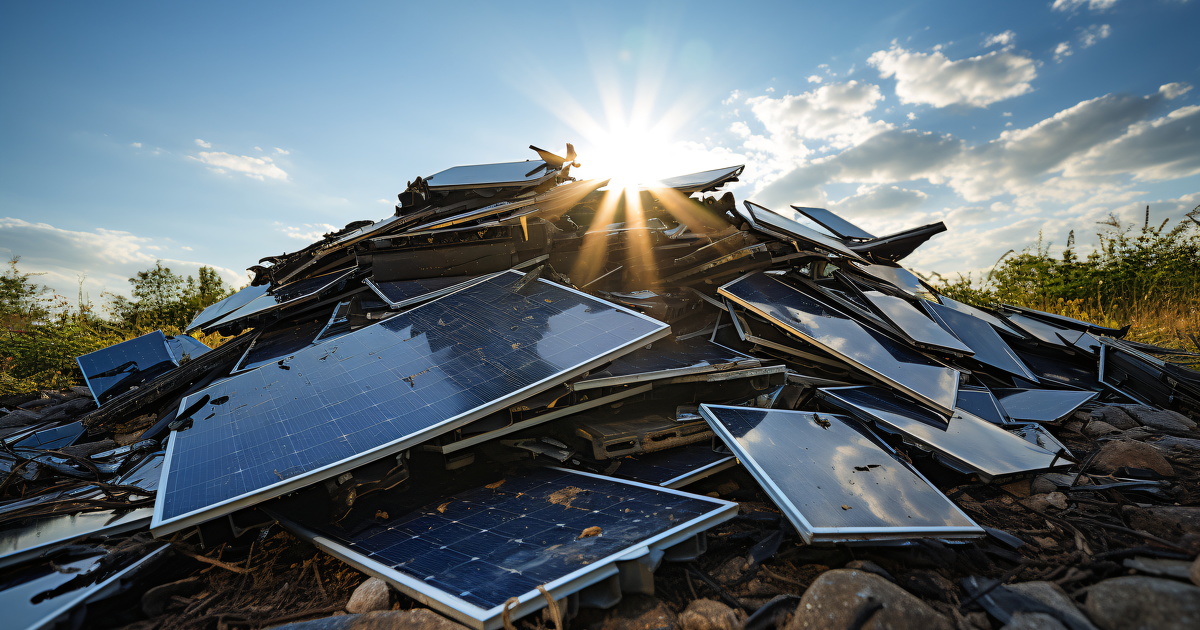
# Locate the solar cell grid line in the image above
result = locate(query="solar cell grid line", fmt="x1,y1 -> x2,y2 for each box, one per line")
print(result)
268,467 -> 737,630
152,271 -> 670,535
76,330 -> 179,406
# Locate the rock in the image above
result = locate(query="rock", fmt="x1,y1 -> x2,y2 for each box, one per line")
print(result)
1090,440 -> 1175,477
679,599 -> 741,630
593,595 -> 678,630
1089,406 -> 1139,430
1006,581 -> 1097,630
844,560 -> 895,581
783,569 -> 952,630
712,556 -> 749,583
896,570 -> 957,603
1023,492 -> 1069,512
345,577 -> 390,614
69,385 -> 93,398
1122,406 -> 1197,432
1083,576 -> 1200,630
1001,612 -> 1068,630
1122,506 -> 1200,540
1142,435 -> 1200,455
1122,556 -> 1193,579
269,609 -> 469,630
1030,473 -> 1083,495
1190,554 -> 1200,587
1120,427 -> 1157,441
1083,421 -> 1121,437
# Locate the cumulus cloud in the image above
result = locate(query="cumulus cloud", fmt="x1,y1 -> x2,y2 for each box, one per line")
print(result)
130,142 -> 142,148
190,152 -> 289,181
0,218 -> 245,301
1051,0 -> 1118,12
279,223 -> 339,241
1065,105 -> 1200,181
1159,82 -> 1192,99
1080,24 -> 1112,48
983,31 -> 1016,48
194,138 -> 212,148
1054,42 -> 1073,62
806,75 -> 823,84
828,184 -> 930,216
868,44 -> 1038,107
744,80 -> 890,157
273,147 -> 290,155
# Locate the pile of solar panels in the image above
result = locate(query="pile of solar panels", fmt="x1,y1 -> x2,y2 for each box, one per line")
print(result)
4,145 -> 1198,629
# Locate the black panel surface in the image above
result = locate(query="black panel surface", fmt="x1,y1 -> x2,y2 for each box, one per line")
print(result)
789,206 -> 876,240
863,291 -> 974,354
76,331 -> 177,405
166,335 -> 211,362
156,272 -> 669,533
699,405 -> 981,542
606,444 -> 735,488
921,300 -> 1039,381
720,272 -> 959,414
234,313 -> 330,373
368,274 -> 490,307
954,387 -> 1010,425
741,202 -> 865,261
993,388 -> 1098,423
575,337 -> 756,390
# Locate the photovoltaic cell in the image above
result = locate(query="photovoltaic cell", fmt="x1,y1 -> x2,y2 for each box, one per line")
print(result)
720,272 -> 960,415
153,272 -> 670,534
76,331 -> 178,405
204,268 -> 355,329
366,274 -> 494,308
699,405 -> 982,542
270,467 -> 735,629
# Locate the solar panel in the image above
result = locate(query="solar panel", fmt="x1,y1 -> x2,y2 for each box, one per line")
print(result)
269,467 -> 736,630
851,263 -> 936,300
185,283 -> 269,331
789,206 -> 876,240
204,268 -> 356,330
1001,313 -> 1087,348
232,312 -> 331,373
954,386 -> 1010,425
605,444 -> 736,489
366,274 -> 495,308
720,272 -> 960,415
652,165 -> 744,193
153,272 -> 670,534
425,160 -> 555,191
699,405 -> 982,543
817,386 -> 1067,481
76,331 -> 178,406
573,337 -> 758,391
993,388 -> 1098,423
861,291 -> 974,355
739,202 -> 867,261
920,300 -> 1040,382
165,334 -> 211,363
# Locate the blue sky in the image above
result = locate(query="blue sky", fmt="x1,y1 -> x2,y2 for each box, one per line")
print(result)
2,0 -> 1197,303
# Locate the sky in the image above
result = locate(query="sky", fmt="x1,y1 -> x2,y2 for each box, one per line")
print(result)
1,0 -> 1197,304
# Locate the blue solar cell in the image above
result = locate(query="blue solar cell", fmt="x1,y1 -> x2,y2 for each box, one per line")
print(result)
76,331 -> 178,405
153,272 -> 669,534
271,467 -> 735,619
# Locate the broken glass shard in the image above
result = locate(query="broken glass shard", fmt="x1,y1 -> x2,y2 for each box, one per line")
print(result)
699,404 -> 983,543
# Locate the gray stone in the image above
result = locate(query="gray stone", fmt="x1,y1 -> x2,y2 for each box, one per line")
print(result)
1006,581 -> 1097,630
1122,506 -> 1200,540
1022,492 -> 1069,512
679,599 -> 741,630
783,569 -> 952,630
1142,435 -> 1200,455
1122,556 -> 1194,580
1083,576 -> 1200,630
1082,421 -> 1121,437
1190,554 -> 1200,587
269,609 -> 468,630
1089,406 -> 1139,430
1030,473 -> 1084,495
844,560 -> 895,581
1001,612 -> 1068,630
345,577 -> 390,614
1090,440 -> 1175,477
1122,406 -> 1197,432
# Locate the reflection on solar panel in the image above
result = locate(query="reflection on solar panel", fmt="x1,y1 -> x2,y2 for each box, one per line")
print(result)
652,165 -> 744,192
789,206 -> 876,240
573,337 -> 757,390
425,160 -> 554,191
699,405 -> 982,543
233,313 -> 331,373
153,272 -> 670,534
720,272 -> 960,415
366,274 -> 494,308
920,300 -> 1039,382
270,467 -> 736,630
861,291 -> 974,355
1002,313 -> 1087,348
955,386 -> 1010,425
740,202 -> 866,261
76,331 -> 178,406
993,388 -> 1098,423
818,386 -> 1066,481
605,444 -> 736,488
205,268 -> 356,329
185,283 -> 269,331
852,264 -> 936,300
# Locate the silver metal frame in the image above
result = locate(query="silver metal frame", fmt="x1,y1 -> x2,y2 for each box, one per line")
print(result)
152,272 -> 671,535
698,404 -> 983,543
23,544 -> 168,630
271,468 -> 737,630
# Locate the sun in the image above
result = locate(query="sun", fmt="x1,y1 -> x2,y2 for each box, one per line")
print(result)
582,122 -> 677,192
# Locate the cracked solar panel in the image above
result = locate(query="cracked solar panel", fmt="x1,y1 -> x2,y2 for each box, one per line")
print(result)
699,405 -> 982,543
76,331 -> 178,406
153,272 -> 670,534
719,272 -> 960,415
204,268 -> 356,330
818,386 -> 1066,481
185,283 -> 270,331
270,467 -> 735,630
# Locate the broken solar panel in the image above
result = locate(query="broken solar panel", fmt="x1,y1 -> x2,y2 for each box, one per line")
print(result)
861,291 -> 975,355
165,335 -> 210,362
1001,312 -> 1088,348
920,300 -> 1039,382
993,388 -> 1098,423
76,331 -> 178,406
366,274 -> 494,308
233,312 -> 331,373
153,271 -> 670,534
955,386 -> 1010,425
269,467 -> 736,630
789,206 -> 876,241
572,337 -> 758,391
719,272 -> 960,415
425,160 -> 555,191
818,386 -> 1066,481
204,267 -> 356,330
739,202 -> 866,262
605,444 -> 736,489
652,165 -> 744,193
698,405 -> 982,543
185,283 -> 270,331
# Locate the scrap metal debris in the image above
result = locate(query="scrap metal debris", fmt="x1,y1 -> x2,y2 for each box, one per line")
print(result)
1,144 -> 1198,629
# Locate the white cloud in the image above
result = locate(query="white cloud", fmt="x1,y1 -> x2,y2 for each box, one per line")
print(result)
0,218 -> 245,301
1065,105 -> 1200,181
130,142 -> 142,148
806,75 -> 823,84
828,184 -> 930,216
1159,82 -> 1192,100
194,138 -> 212,148
729,121 -> 752,137
906,112 -> 917,121
1051,0 -> 1118,12
189,152 -> 289,181
1080,24 -> 1112,48
868,45 -> 1038,107
745,81 -> 891,156
273,147 -> 290,155
1054,41 -> 1073,62
983,30 -> 1016,48
279,223 -> 339,241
